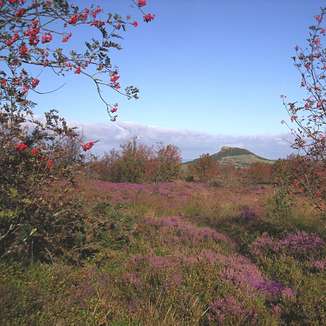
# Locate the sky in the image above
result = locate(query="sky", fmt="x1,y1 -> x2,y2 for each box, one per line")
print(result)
80,121 -> 293,161
31,0 -> 326,159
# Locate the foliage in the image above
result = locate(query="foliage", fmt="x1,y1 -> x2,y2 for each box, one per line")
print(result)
282,7 -> 326,209
282,8 -> 326,161
245,162 -> 274,185
155,144 -> 182,182
267,187 -> 294,224
0,0 -> 155,119
0,107 -> 87,262
189,153 -> 220,182
0,0 -> 156,262
273,155 -> 326,211
90,138 -> 181,183
184,148 -> 274,186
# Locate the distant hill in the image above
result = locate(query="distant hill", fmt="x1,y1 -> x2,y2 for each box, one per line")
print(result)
184,146 -> 274,168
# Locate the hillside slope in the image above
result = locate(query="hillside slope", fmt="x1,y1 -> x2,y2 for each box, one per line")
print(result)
185,146 -> 274,168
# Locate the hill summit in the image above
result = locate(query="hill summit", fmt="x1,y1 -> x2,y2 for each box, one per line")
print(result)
186,146 -> 274,168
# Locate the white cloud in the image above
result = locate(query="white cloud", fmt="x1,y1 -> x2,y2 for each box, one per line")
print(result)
77,121 -> 294,161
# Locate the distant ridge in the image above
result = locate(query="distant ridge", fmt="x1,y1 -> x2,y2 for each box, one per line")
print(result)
185,146 -> 274,168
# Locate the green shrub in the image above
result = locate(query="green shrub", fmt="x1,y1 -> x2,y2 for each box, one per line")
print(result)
266,187 -> 294,223
0,108 -> 88,263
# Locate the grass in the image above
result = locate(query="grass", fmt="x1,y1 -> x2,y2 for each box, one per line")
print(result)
0,179 -> 325,325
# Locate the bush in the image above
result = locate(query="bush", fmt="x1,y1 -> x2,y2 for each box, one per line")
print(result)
266,187 -> 294,223
155,144 -> 182,182
90,138 -> 181,183
189,154 -> 220,182
245,162 -> 273,185
0,108 -> 88,263
273,156 -> 326,210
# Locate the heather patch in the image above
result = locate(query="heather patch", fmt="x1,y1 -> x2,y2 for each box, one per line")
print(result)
251,231 -> 325,260
144,216 -> 233,246
217,254 -> 294,298
128,247 -> 293,302
239,205 -> 258,222
207,296 -> 259,324
311,258 -> 326,272
279,231 -> 325,256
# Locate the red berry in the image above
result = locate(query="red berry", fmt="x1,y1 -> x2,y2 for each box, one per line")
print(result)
138,0 -> 147,7
31,78 -> 39,88
69,15 -> 79,25
16,143 -> 28,151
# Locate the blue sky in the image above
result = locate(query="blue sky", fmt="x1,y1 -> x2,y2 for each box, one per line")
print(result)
31,0 -> 325,158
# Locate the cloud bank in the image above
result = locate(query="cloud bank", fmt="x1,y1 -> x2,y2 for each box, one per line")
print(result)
77,121 -> 294,161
